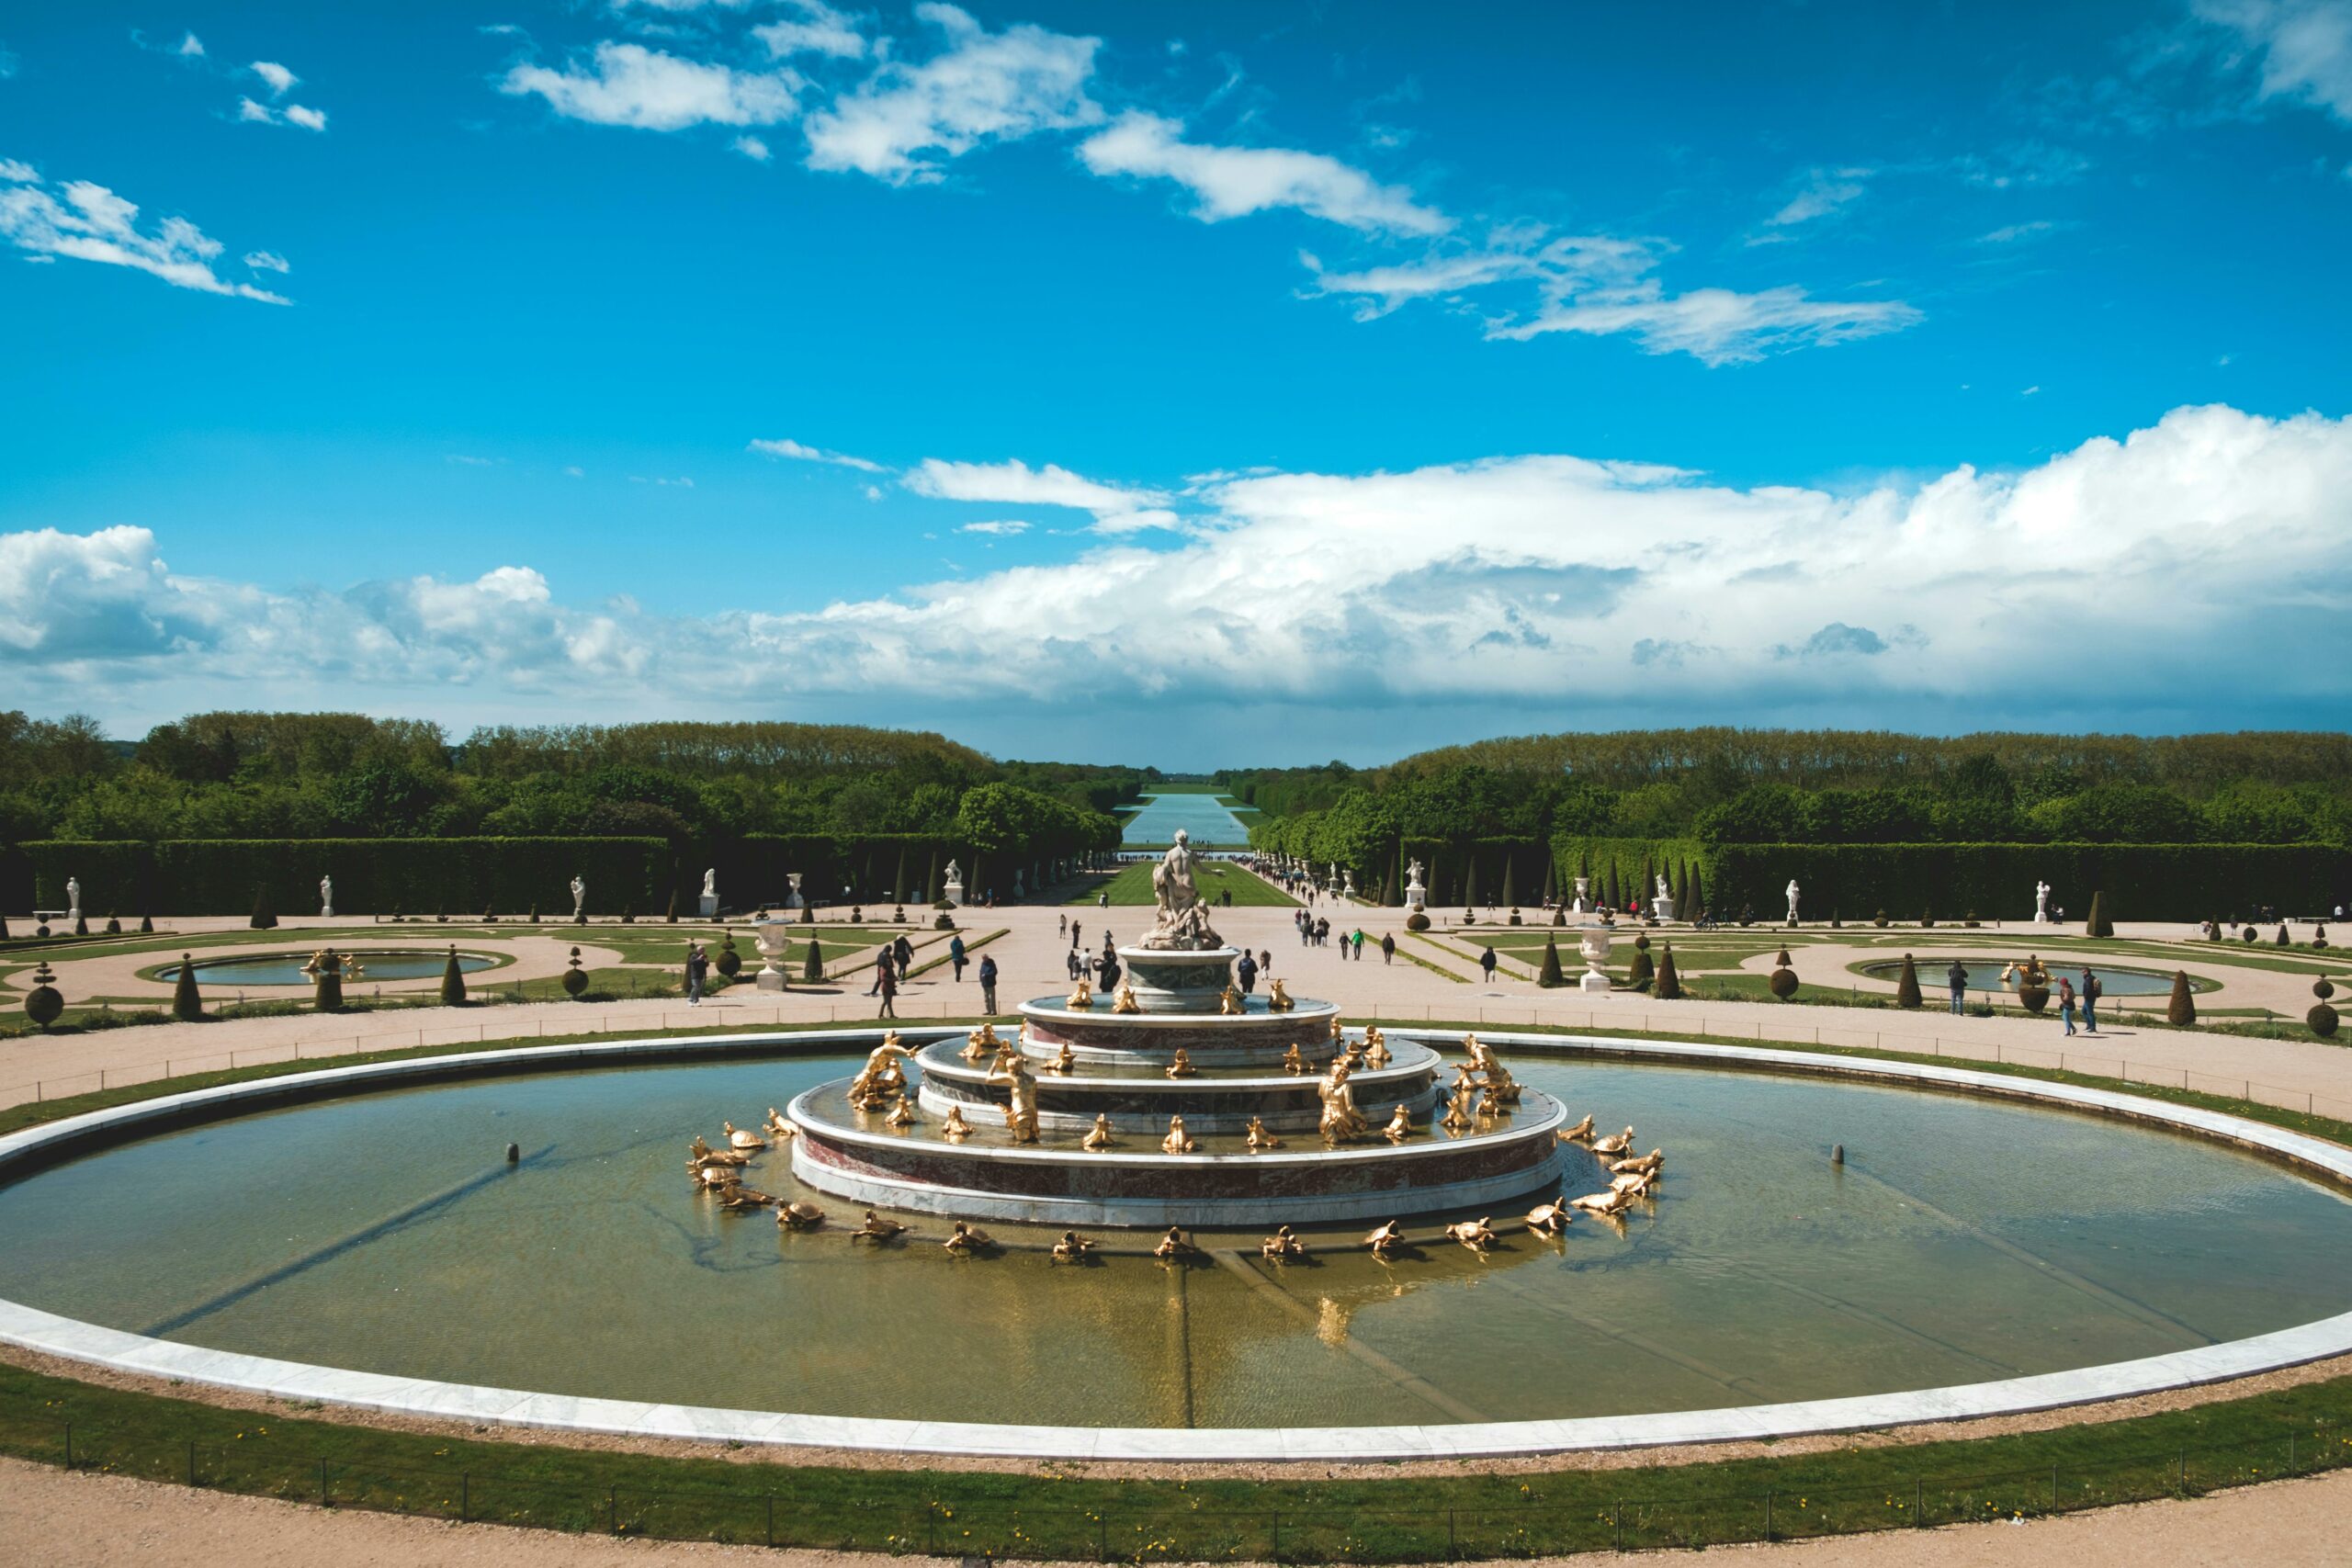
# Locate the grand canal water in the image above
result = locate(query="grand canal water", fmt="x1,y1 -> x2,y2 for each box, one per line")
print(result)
1121,791 -> 1256,846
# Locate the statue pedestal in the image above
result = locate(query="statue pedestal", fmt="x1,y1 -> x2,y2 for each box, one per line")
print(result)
752,920 -> 791,991
698,894 -> 718,919
1651,897 -> 1677,922
943,878 -> 965,908
1579,969 -> 1611,995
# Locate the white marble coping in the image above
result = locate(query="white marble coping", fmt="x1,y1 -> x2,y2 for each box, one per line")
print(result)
911,1037 -> 1442,1092
6,1028 -> 2352,1461
788,1085 -> 1564,1167
1018,998 -> 1340,1028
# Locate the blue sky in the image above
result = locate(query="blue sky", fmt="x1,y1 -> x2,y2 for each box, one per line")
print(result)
3,0 -> 2349,765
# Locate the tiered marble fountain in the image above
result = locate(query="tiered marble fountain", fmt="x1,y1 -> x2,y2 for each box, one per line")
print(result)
790,832 -> 1568,1226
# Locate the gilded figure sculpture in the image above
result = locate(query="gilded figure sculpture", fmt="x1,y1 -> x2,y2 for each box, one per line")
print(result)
851,1210 -> 907,1243
1382,1104 -> 1414,1143
959,1024 -> 997,1062
885,1093 -> 915,1128
1154,1225 -> 1200,1259
986,1050 -> 1041,1143
1267,977 -> 1294,1012
1559,1113 -> 1595,1143
1362,1026 -> 1391,1067
1245,1115 -> 1282,1150
1081,1112 -> 1116,1150
1113,982 -> 1142,1014
1440,1085 -> 1476,1133
1363,1220 -> 1406,1258
1464,1034 -> 1521,1105
1051,1230 -> 1097,1261
777,1201 -> 826,1230
1165,1047 -> 1197,1078
849,1038 -> 915,1108
1283,1043 -> 1306,1076
1067,978 -> 1094,1009
1445,1216 -> 1498,1251
1524,1196 -> 1572,1235
1591,1126 -> 1634,1156
1261,1224 -> 1308,1261
1317,1058 -> 1368,1144
1046,1041 -> 1077,1073
943,1220 -> 993,1252
1218,984 -> 1244,1015
1161,1114 -> 1197,1154
939,1103 -> 974,1141
722,1120 -> 766,1151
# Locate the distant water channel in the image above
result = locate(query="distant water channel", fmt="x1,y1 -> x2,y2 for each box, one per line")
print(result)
1121,791 -> 1255,847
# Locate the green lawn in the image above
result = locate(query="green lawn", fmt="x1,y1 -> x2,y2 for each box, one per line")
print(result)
1064,861 -> 1297,907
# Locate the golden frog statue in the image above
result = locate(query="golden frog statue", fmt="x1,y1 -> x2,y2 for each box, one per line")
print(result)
1165,1047 -> 1197,1078
1261,1224 -> 1307,1261
1218,984 -> 1244,1016
1112,982 -> 1142,1014
1245,1115 -> 1282,1150
1362,1026 -> 1392,1068
943,1220 -> 992,1253
1081,1112 -> 1116,1150
849,1037 -> 915,1107
1363,1220 -> 1406,1258
885,1093 -> 915,1129
1267,977 -> 1294,1012
1382,1104 -> 1414,1143
1046,1041 -> 1077,1073
1051,1229 -> 1096,1261
1282,1043 -> 1306,1076
1066,978 -> 1093,1009
1154,1225 -> 1200,1259
1464,1034 -> 1521,1105
1161,1114 -> 1196,1154
1439,1085 -> 1476,1134
939,1104 -> 973,1141
959,1023 -> 999,1063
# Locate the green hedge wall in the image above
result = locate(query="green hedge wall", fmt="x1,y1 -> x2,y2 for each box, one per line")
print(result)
7,839 -> 671,918
1551,838 -> 2349,922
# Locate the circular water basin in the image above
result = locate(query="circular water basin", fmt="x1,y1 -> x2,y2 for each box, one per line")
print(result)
183,950 -> 503,987
1855,959 -> 2198,996
4,1040 -> 2349,1438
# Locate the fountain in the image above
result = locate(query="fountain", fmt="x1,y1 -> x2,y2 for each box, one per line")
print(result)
790,829 -> 1569,1224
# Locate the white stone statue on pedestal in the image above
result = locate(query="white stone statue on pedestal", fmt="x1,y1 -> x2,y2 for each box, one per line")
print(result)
785,872 -> 804,908
1785,879 -> 1801,925
65,876 -> 81,920
2034,879 -> 2052,924
570,875 -> 586,919
942,859 -> 964,908
1141,829 -> 1223,951
1572,874 -> 1589,913
1404,857 -> 1427,912
698,867 -> 719,919
1650,873 -> 1676,922
752,920 -> 792,991
1013,868 -> 1026,899
320,874 -> 334,919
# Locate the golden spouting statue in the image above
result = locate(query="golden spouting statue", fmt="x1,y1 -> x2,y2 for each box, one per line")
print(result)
686,1134 -> 749,1169
1165,1047 -> 1197,1078
1154,1225 -> 1200,1259
1610,1148 -> 1665,1178
1524,1196 -> 1572,1235
722,1120 -> 767,1151
718,1183 -> 776,1213
1592,1126 -> 1634,1156
1463,1035 -> 1521,1106
1571,1187 -> 1633,1217
885,1094 -> 915,1129
958,1024 -> 998,1063
1266,977 -> 1294,1012
1317,1058 -> 1368,1144
850,1038 -> 916,1106
1067,978 -> 1094,1009
1081,1112 -> 1116,1150
1113,982 -> 1142,1014
943,1220 -> 992,1252
1218,984 -> 1244,1016
1282,1043 -> 1306,1076
1382,1104 -> 1414,1143
1439,1084 -> 1476,1133
1559,1113 -> 1595,1143
1261,1224 -> 1308,1261
985,1050 -> 1041,1143
1052,1230 -> 1096,1261
1161,1114 -> 1197,1154
1046,1041 -> 1077,1074
1363,1220 -> 1406,1258
1362,1025 -> 1392,1067
851,1209 -> 907,1242
1610,1168 -> 1656,1200
1445,1216 -> 1498,1251
777,1201 -> 826,1230
762,1107 -> 797,1141
939,1103 -> 974,1141
1245,1115 -> 1282,1150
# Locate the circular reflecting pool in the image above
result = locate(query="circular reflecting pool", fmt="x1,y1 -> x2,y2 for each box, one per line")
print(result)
1857,959 -> 2189,996
2,1048 -> 2347,1430
187,950 -> 502,987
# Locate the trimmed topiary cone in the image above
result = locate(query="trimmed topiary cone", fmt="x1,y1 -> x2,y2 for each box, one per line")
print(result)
2167,970 -> 2196,1026
1655,945 -> 1683,999
800,937 -> 825,984
666,888 -> 680,924
1896,953 -> 1923,1009
2312,1004 -> 2340,1039
2084,891 -> 2113,939
138,910 -> 153,933
717,933 -> 741,977
561,947 -> 589,998
250,886 -> 277,931
25,961 -> 63,1028
439,946 -> 468,1006
1626,947 -> 1655,990
171,954 -> 203,1021
1537,936 -> 1566,988
313,950 -> 344,1012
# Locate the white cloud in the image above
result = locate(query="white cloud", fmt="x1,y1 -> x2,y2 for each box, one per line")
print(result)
1977,220 -> 2060,243
243,249 -> 290,273
2196,0 -> 2352,121
733,133 -> 771,160
803,3 -> 1100,183
956,519 -> 1030,535
178,32 -> 206,59
749,436 -> 886,471
284,103 -> 327,131
249,60 -> 298,96
13,408 -> 2349,739
1078,110 -> 1452,235
237,96 -> 328,131
0,159 -> 36,184
1758,166 -> 1872,234
904,457 -> 1177,531
0,166 -> 289,303
502,42 -> 798,130
630,474 -> 695,487
754,0 -> 868,61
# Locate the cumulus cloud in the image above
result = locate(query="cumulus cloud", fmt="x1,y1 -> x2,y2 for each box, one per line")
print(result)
904,457 -> 1177,531
2195,0 -> 2352,122
754,0 -> 868,61
249,60 -> 298,96
956,519 -> 1030,535
733,133 -> 772,161
15,410 -> 2346,741
803,3 -> 1100,182
1078,110 -> 1451,235
502,41 -> 798,130
749,436 -> 886,471
0,163 -> 289,302
243,249 -> 290,273
1755,166 -> 1872,238
177,32 -> 206,59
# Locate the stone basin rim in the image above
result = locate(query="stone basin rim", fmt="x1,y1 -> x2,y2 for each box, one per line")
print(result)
6,1027 -> 2352,1461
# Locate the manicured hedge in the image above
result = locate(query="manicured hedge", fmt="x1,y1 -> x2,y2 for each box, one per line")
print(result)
1551,838 -> 2349,921
7,839 -> 670,918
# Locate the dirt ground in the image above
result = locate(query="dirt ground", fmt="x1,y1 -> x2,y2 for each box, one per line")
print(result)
7,1453 -> 2351,1567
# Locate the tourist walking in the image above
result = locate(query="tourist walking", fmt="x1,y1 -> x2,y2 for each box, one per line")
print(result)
876,963 -> 898,1019
867,951 -> 891,996
2059,976 -> 2077,1036
1072,923 -> 1083,952
892,933 -> 913,980
978,953 -> 999,1014
2080,968 -> 2102,1033
1946,959 -> 1968,1016
1352,929 -> 1365,961
684,942 -> 708,1006
1480,946 -> 1498,981
1237,951 -> 1258,994
1260,948 -> 1273,977
1381,932 -> 1395,965
949,933 -> 967,981
1057,913 -> 1067,939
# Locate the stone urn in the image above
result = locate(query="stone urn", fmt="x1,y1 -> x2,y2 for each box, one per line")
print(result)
1577,930 -> 1613,994
752,919 -> 794,992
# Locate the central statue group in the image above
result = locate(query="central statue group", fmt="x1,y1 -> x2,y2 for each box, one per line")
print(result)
1141,829 -> 1224,951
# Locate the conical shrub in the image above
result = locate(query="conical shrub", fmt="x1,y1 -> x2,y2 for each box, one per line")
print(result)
439,946 -> 468,1006
171,954 -> 203,1021
313,951 -> 345,1012
665,887 -> 680,924
249,886 -> 277,931
561,947 -> 589,998
800,937 -> 825,984
2084,891 -> 2113,939
1537,936 -> 1566,988
1655,944 -> 1683,999
1896,953 -> 1922,1009
2167,970 -> 2196,1026
1626,946 -> 1655,989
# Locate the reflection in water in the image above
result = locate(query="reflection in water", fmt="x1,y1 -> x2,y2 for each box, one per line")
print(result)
2,1052 -> 2349,1429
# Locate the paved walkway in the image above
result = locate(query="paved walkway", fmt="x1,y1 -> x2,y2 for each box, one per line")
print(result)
6,903 -> 2350,1119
